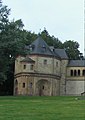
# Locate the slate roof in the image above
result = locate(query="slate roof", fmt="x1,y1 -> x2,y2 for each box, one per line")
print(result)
20,57 -> 35,63
68,60 -> 85,67
25,36 -> 68,59
26,36 -> 58,57
55,49 -> 68,59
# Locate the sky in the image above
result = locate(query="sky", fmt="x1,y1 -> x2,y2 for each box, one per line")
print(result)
3,0 -> 84,54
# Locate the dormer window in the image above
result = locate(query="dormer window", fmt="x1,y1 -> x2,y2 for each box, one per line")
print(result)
42,45 -> 46,52
42,45 -> 45,48
29,44 -> 35,51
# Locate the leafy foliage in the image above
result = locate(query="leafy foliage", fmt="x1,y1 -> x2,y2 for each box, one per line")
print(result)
40,29 -> 63,48
63,40 -> 81,59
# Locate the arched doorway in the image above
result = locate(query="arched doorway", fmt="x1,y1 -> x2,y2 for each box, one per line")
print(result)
36,79 -> 51,96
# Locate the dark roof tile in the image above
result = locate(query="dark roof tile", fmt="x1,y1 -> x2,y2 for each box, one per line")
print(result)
26,37 -> 68,59
55,49 -> 68,59
26,36 -> 54,56
68,60 -> 85,67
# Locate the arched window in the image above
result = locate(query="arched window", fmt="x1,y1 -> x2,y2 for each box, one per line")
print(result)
23,83 -> 25,88
23,65 -> 26,69
78,70 -> 80,76
70,70 -> 73,76
15,79 -> 18,86
42,86 -> 44,90
74,70 -> 77,76
82,70 -> 85,76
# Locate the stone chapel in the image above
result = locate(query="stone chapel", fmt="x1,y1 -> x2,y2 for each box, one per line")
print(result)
14,37 -> 85,96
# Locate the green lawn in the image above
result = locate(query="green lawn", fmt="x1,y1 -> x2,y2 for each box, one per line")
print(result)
0,96 -> 85,120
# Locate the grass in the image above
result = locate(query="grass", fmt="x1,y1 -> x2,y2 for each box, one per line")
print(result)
0,96 -> 85,120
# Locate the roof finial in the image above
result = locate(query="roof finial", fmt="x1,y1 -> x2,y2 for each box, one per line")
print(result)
39,28 -> 41,34
44,27 -> 46,31
38,29 -> 41,36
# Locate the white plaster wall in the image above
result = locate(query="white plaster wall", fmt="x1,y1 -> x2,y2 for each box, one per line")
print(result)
66,81 -> 85,96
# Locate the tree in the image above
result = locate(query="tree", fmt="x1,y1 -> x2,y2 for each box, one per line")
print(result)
0,1 -> 28,94
40,29 -> 63,48
63,40 -> 81,59
0,0 -> 10,29
0,0 -> 10,82
0,18 -> 29,94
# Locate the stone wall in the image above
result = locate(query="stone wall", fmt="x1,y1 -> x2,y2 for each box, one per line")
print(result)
67,67 -> 85,77
14,75 -> 35,95
60,60 -> 68,95
15,56 -> 25,74
66,66 -> 85,96
29,55 -> 61,76
66,80 -> 85,96
14,74 -> 60,96
14,55 -> 61,96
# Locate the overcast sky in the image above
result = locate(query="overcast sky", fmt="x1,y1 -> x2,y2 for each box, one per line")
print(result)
3,0 -> 84,54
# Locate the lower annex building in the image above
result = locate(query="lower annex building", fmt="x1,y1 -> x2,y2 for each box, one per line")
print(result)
14,37 -> 85,96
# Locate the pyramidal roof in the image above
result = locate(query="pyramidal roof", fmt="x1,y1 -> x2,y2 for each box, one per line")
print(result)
25,36 -> 68,59
27,36 -> 54,56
